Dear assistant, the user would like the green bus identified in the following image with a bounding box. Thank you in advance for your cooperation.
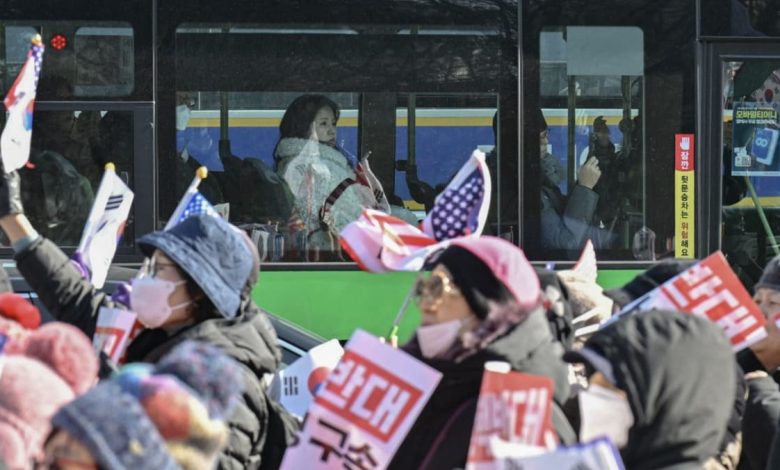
[2,0,778,340]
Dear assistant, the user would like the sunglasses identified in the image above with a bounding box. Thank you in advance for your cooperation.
[412,271,461,305]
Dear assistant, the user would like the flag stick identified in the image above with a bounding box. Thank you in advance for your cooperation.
[165,166,208,230]
[76,162,116,254]
[387,284,414,348]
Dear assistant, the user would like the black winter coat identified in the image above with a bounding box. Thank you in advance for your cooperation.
[15,237,292,470]
[387,308,576,470]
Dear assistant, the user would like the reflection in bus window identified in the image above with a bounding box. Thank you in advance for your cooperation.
[21,110,135,247]
[175,21,510,262]
[537,27,646,260]
[722,60,780,289]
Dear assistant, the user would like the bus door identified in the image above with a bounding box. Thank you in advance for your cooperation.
[0,3,154,262]
[702,41,780,289]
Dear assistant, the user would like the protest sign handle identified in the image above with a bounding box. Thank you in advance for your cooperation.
[387,285,414,347]
[745,176,780,256]
[164,166,208,230]
[76,162,117,254]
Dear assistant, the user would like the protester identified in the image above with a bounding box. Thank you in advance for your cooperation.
[47,382,181,470]
[388,236,576,470]
[112,341,245,470]
[0,164,289,468]
[564,309,736,470]
[0,308,98,470]
[602,259,745,470]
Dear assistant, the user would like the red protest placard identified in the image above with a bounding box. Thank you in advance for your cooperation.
[466,363,557,469]
[280,330,441,470]
[615,252,767,351]
[317,350,424,443]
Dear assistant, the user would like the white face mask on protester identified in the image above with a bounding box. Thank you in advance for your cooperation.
[130,277,192,328]
[578,384,635,448]
[175,104,191,131]
[417,319,464,359]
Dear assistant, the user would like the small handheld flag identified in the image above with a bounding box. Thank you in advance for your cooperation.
[75,163,134,289]
[165,166,215,229]
[1,34,44,172]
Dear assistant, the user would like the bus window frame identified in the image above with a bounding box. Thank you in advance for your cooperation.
[699,39,780,260]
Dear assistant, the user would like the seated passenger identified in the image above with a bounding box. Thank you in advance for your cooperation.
[273,94,389,257]
[538,113,609,253]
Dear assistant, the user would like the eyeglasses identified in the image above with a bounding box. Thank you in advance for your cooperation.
[143,257,180,278]
[412,271,460,305]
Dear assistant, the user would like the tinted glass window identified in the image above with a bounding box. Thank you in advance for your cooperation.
[2,23,134,99]
[173,18,514,262]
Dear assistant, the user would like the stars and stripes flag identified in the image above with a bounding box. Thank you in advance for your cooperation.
[1,35,44,172]
[76,164,134,289]
[165,167,218,229]
[340,150,491,272]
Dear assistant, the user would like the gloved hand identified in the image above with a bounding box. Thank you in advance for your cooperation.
[69,251,91,280]
[0,167,24,218]
[111,281,132,309]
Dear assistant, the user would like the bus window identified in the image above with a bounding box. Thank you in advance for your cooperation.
[19,109,136,248]
[2,23,134,99]
[722,60,780,289]
[173,19,512,262]
[533,26,646,261]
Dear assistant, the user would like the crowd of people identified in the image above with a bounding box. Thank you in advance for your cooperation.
[4,93,780,470]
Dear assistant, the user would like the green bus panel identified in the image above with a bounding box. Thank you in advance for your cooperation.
[251,269,642,341]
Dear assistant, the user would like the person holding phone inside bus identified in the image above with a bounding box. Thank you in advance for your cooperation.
[273,94,390,258]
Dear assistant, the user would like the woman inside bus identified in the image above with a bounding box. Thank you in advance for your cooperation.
[0,168,291,469]
[273,94,390,258]
[389,236,576,470]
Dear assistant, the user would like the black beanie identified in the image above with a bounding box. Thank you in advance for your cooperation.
[434,245,514,319]
[756,255,780,292]
[604,259,694,307]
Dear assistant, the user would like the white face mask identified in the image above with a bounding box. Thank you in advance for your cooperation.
[417,319,463,359]
[175,104,191,131]
[130,277,192,328]
[578,384,635,448]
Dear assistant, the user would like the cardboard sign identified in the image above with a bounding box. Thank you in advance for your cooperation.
[273,339,344,418]
[613,251,767,351]
[280,330,441,470]
[466,363,557,470]
[92,307,138,363]
[491,437,625,470]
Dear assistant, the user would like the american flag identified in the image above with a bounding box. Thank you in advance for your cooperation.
[340,150,491,272]
[422,150,490,241]
[1,35,44,172]
[177,191,218,223]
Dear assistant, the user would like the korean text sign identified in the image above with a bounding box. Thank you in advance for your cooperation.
[280,330,442,469]
[613,251,767,351]
[674,134,695,259]
[466,363,557,470]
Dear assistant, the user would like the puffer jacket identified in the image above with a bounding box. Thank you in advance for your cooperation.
[275,137,379,249]
[15,237,291,470]
[387,308,576,470]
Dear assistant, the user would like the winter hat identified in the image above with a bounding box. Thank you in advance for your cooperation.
[0,356,76,469]
[0,293,40,330]
[138,214,253,319]
[23,322,98,394]
[114,370,229,470]
[153,341,245,420]
[451,237,541,310]
[604,260,694,308]
[755,254,780,292]
[51,382,181,470]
